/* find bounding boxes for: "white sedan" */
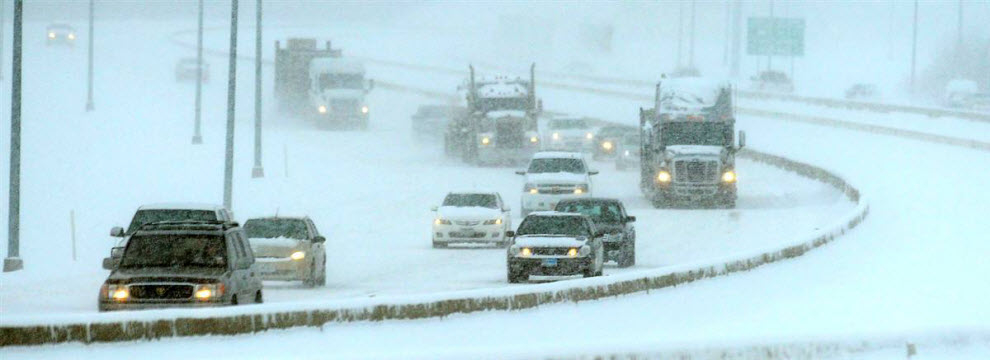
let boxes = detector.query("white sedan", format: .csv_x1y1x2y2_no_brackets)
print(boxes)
431,191,513,248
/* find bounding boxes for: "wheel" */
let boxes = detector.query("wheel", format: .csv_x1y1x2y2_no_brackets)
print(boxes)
316,258,327,286
255,290,263,304
432,241,447,249
231,295,239,305
303,262,317,288
507,270,526,283
617,243,635,268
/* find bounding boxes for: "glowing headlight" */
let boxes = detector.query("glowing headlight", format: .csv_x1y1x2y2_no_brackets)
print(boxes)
520,248,532,257
624,150,631,156
434,218,451,225
656,170,672,183
530,136,539,144
108,285,129,301
317,105,328,114
574,184,589,194
48,32,56,39
194,284,224,300
68,33,76,40
552,132,560,140
529,188,538,194
722,170,737,183
361,105,369,114
567,248,578,257
602,141,613,150
290,251,306,261
481,137,491,145
586,133,594,140
484,218,502,225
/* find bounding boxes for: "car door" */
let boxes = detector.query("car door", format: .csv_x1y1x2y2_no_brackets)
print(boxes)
586,219,603,270
620,203,635,240
305,219,324,268
495,194,511,229
235,230,261,298
228,230,254,302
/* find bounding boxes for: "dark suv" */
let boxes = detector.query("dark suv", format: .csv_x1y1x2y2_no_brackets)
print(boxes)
556,198,636,267
98,221,263,311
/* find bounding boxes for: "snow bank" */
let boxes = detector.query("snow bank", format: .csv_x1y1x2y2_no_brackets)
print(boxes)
0,148,868,347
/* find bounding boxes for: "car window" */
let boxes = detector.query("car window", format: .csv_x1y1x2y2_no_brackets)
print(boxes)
235,232,254,268
556,202,623,224
244,218,309,239
516,216,589,236
442,193,498,208
126,210,218,235
527,158,586,174
119,234,227,268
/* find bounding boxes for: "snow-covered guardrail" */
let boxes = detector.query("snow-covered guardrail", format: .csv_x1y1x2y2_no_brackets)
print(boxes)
0,148,868,347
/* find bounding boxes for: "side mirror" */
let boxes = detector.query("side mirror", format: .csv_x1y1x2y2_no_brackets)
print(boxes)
430,205,439,212
515,170,526,175
738,130,746,149
102,257,116,270
110,226,125,237
313,236,326,243
627,216,636,222
588,171,599,175
505,230,515,238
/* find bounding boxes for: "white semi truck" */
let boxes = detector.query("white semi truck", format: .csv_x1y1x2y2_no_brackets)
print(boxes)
274,38,373,129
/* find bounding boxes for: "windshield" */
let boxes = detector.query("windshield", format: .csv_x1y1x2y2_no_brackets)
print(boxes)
442,194,497,208
550,119,589,130
478,97,528,112
119,234,226,268
318,73,365,90
516,216,589,237
527,158,586,174
126,210,217,235
244,219,308,239
662,122,729,147
556,202,622,224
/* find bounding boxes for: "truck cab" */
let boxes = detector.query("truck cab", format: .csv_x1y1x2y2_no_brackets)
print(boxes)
640,78,745,208
308,58,373,129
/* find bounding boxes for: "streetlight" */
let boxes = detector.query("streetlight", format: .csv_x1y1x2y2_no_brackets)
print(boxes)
192,0,204,144
223,0,239,210
5,0,24,272
252,0,264,178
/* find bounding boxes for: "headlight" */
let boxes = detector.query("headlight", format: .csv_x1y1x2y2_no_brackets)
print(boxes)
481,136,491,145
434,218,451,225
656,170,671,183
586,132,594,140
361,105,369,114
483,218,502,225
524,183,538,194
552,132,560,140
574,184,588,194
602,141,613,150
290,251,306,261
317,105,328,114
48,32,56,39
722,170,736,183
194,284,224,300
520,247,532,257
567,248,578,257
530,136,539,144
105,284,129,301
68,33,76,40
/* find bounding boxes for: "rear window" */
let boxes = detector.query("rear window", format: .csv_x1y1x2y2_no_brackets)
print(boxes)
527,158,586,174
120,234,226,269
127,210,217,234
550,119,588,129
244,219,309,239
443,194,497,208
556,202,623,224
516,216,589,237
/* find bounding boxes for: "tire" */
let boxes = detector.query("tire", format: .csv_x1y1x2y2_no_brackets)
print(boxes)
582,264,596,278
618,243,635,268
231,295,239,305
316,258,327,286
255,290,263,304
303,262,317,288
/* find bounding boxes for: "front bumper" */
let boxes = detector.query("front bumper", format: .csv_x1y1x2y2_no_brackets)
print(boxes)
98,299,224,312
521,192,590,212
652,182,736,204
433,223,506,244
508,256,592,276
254,256,309,281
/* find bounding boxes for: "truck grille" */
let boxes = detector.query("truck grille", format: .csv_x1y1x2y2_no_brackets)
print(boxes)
330,99,360,115
532,247,573,256
454,220,480,226
129,284,194,300
495,118,524,148
537,184,576,195
674,160,718,183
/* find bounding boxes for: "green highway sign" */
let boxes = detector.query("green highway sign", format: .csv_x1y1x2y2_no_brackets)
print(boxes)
747,17,805,56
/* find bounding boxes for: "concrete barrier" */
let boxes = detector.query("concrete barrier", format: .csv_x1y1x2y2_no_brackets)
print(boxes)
0,148,868,347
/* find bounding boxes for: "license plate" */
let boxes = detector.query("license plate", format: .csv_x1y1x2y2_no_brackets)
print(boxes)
542,258,558,267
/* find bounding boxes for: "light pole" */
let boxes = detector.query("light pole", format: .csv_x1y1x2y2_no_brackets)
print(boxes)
4,0,23,272
192,0,204,144
85,0,94,111
251,0,264,178
223,0,239,210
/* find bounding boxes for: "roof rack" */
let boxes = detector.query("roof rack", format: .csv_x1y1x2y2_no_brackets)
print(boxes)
137,220,239,231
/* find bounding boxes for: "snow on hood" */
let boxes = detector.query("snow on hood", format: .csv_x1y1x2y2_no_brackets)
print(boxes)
485,110,527,119
525,172,589,185
437,206,501,221
249,237,304,257
513,235,588,248
108,267,226,281
665,145,724,158
319,89,365,100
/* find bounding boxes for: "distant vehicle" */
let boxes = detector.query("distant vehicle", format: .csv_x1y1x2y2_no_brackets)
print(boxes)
592,125,635,160
750,70,794,93
431,191,513,248
614,133,640,171
505,211,605,283
517,151,597,216
543,117,595,152
104,203,235,269
244,216,327,287
668,67,701,78
966,92,990,111
555,198,636,268
98,221,263,311
943,79,982,109
274,38,374,129
640,78,745,208
412,105,462,140
844,83,879,101
175,57,210,82
46,23,76,46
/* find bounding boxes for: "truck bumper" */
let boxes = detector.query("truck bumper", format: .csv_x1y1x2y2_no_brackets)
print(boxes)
651,183,736,206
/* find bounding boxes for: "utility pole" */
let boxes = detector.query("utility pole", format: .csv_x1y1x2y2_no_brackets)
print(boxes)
192,0,204,144
251,0,264,178
4,0,23,272
677,2,683,68
688,0,696,69
85,0,94,111
223,0,239,210
910,0,918,93
730,0,742,77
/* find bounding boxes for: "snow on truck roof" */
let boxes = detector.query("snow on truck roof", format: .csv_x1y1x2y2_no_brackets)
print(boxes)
310,58,365,74
659,78,730,109
138,203,226,211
